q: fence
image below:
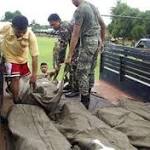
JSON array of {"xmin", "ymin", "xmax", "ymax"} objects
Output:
[{"xmin": 100, "ymin": 43, "xmax": 150, "ymax": 102}]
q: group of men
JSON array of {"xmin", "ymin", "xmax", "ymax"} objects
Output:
[{"xmin": 0, "ymin": 0, "xmax": 106, "ymax": 110}]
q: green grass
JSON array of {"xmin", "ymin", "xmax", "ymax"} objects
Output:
[
  {"xmin": 34, "ymin": 36, "xmax": 100, "ymax": 80},
  {"xmin": 37, "ymin": 36, "xmax": 56, "ymax": 69}
]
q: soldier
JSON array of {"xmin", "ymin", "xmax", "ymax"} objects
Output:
[
  {"xmin": 65, "ymin": 45, "xmax": 79, "ymax": 97},
  {"xmin": 65, "ymin": 0, "xmax": 106, "ymax": 108},
  {"xmin": 48, "ymin": 14, "xmax": 71, "ymax": 66},
  {"xmin": 48, "ymin": 14, "xmax": 80, "ymax": 97}
]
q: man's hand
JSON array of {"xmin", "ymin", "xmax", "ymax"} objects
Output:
[
  {"xmin": 49, "ymin": 69, "xmax": 57, "ymax": 78},
  {"xmin": 30, "ymin": 74, "xmax": 37, "ymax": 90}
]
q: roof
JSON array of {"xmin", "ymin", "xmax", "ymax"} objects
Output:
[{"xmin": 139, "ymin": 38, "xmax": 150, "ymax": 41}]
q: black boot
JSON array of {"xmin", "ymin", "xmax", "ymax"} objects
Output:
[{"xmin": 81, "ymin": 94, "xmax": 90, "ymax": 109}]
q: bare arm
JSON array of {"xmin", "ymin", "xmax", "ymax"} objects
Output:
[
  {"xmin": 29, "ymin": 30, "xmax": 39, "ymax": 84},
  {"xmin": 99, "ymin": 17, "xmax": 106, "ymax": 43},
  {"xmin": 30, "ymin": 56, "xmax": 38, "ymax": 89},
  {"xmin": 98, "ymin": 15, "xmax": 106, "ymax": 45},
  {"xmin": 31, "ymin": 56, "xmax": 38, "ymax": 76}
]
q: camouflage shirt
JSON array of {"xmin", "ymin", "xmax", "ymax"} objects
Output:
[
  {"xmin": 73, "ymin": 1, "xmax": 100, "ymax": 47},
  {"xmin": 56, "ymin": 21, "xmax": 72, "ymax": 49}
]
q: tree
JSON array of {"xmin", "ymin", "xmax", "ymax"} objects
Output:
[
  {"xmin": 143, "ymin": 11, "xmax": 150, "ymax": 35},
  {"xmin": 30, "ymin": 20, "xmax": 41, "ymax": 31},
  {"xmin": 3, "ymin": 10, "xmax": 22, "ymax": 22},
  {"xmin": 131, "ymin": 25, "xmax": 145, "ymax": 40},
  {"xmin": 108, "ymin": 1, "xmax": 149, "ymax": 40},
  {"xmin": 108, "ymin": 2, "xmax": 135, "ymax": 38}
]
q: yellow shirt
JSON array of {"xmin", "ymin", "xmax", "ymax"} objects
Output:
[{"xmin": 0, "ymin": 23, "xmax": 39, "ymax": 64}]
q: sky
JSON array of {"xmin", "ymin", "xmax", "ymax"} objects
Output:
[{"xmin": 0, "ymin": 0, "xmax": 150, "ymax": 25}]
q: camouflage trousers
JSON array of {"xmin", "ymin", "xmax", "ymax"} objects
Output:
[
  {"xmin": 76, "ymin": 45, "xmax": 98, "ymax": 96},
  {"xmin": 52, "ymin": 48, "xmax": 67, "ymax": 81},
  {"xmin": 68, "ymin": 48, "xmax": 79, "ymax": 91},
  {"xmin": 53, "ymin": 48, "xmax": 67, "ymax": 69},
  {"xmin": 69, "ymin": 63, "xmax": 79, "ymax": 91}
]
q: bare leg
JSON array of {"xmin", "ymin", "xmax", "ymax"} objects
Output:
[{"xmin": 11, "ymin": 77, "xmax": 20, "ymax": 103}]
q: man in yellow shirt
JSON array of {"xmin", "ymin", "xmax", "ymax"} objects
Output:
[{"xmin": 0, "ymin": 15, "xmax": 39, "ymax": 103}]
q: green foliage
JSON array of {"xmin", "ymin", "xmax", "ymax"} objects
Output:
[
  {"xmin": 37, "ymin": 37, "xmax": 56, "ymax": 69},
  {"xmin": 30, "ymin": 20, "xmax": 41, "ymax": 31},
  {"xmin": 108, "ymin": 2, "xmax": 150, "ymax": 40},
  {"xmin": 144, "ymin": 11, "xmax": 150, "ymax": 34},
  {"xmin": 3, "ymin": 10, "xmax": 22, "ymax": 22},
  {"xmin": 131, "ymin": 25, "xmax": 145, "ymax": 40},
  {"xmin": 30, "ymin": 20, "xmax": 49, "ymax": 31}
]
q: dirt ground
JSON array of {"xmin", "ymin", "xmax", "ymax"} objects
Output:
[{"xmin": 93, "ymin": 80, "xmax": 141, "ymax": 103}]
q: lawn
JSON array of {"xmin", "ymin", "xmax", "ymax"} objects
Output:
[{"xmin": 34, "ymin": 36, "xmax": 100, "ymax": 80}]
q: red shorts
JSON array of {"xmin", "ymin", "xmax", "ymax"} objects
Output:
[{"xmin": 5, "ymin": 63, "xmax": 30, "ymax": 77}]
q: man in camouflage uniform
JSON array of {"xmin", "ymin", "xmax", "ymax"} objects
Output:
[
  {"xmin": 48, "ymin": 14, "xmax": 71, "ymax": 66},
  {"xmin": 65, "ymin": 0, "xmax": 106, "ymax": 108},
  {"xmin": 48, "ymin": 14, "xmax": 80, "ymax": 97}
]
